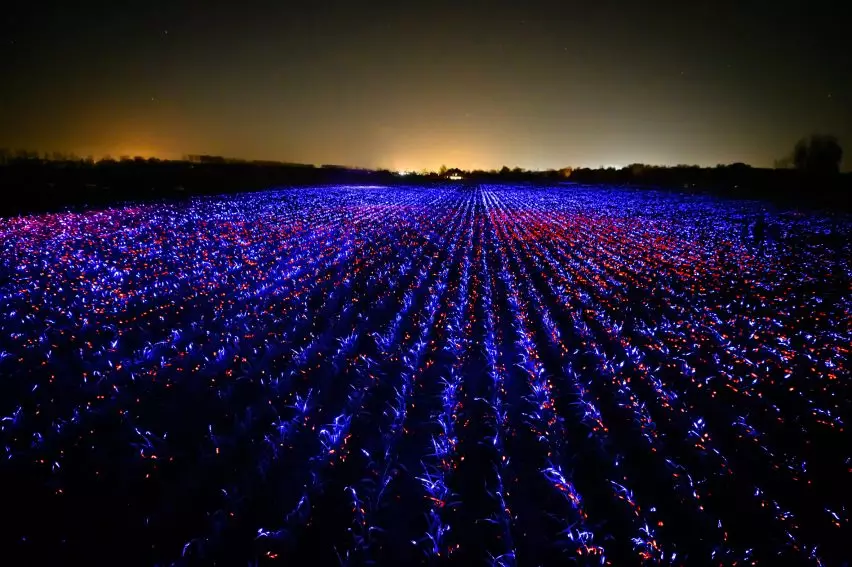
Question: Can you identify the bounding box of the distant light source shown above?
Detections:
[448,173,463,180]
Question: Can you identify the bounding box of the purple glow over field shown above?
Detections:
[0,185,850,565]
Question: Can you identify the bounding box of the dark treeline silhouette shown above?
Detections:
[566,162,850,208]
[0,136,848,216]
[0,153,416,216]
[452,135,849,208]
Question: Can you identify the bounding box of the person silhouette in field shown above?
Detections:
[752,216,767,252]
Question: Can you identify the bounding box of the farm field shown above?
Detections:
[0,184,850,565]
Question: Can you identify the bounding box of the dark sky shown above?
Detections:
[2,0,850,171]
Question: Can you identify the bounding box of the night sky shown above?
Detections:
[2,0,850,171]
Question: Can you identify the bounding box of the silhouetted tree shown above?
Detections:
[792,135,843,176]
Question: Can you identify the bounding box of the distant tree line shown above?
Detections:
[0,135,847,215]
[0,152,404,216]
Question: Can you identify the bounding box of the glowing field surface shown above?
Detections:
[1,185,850,565]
